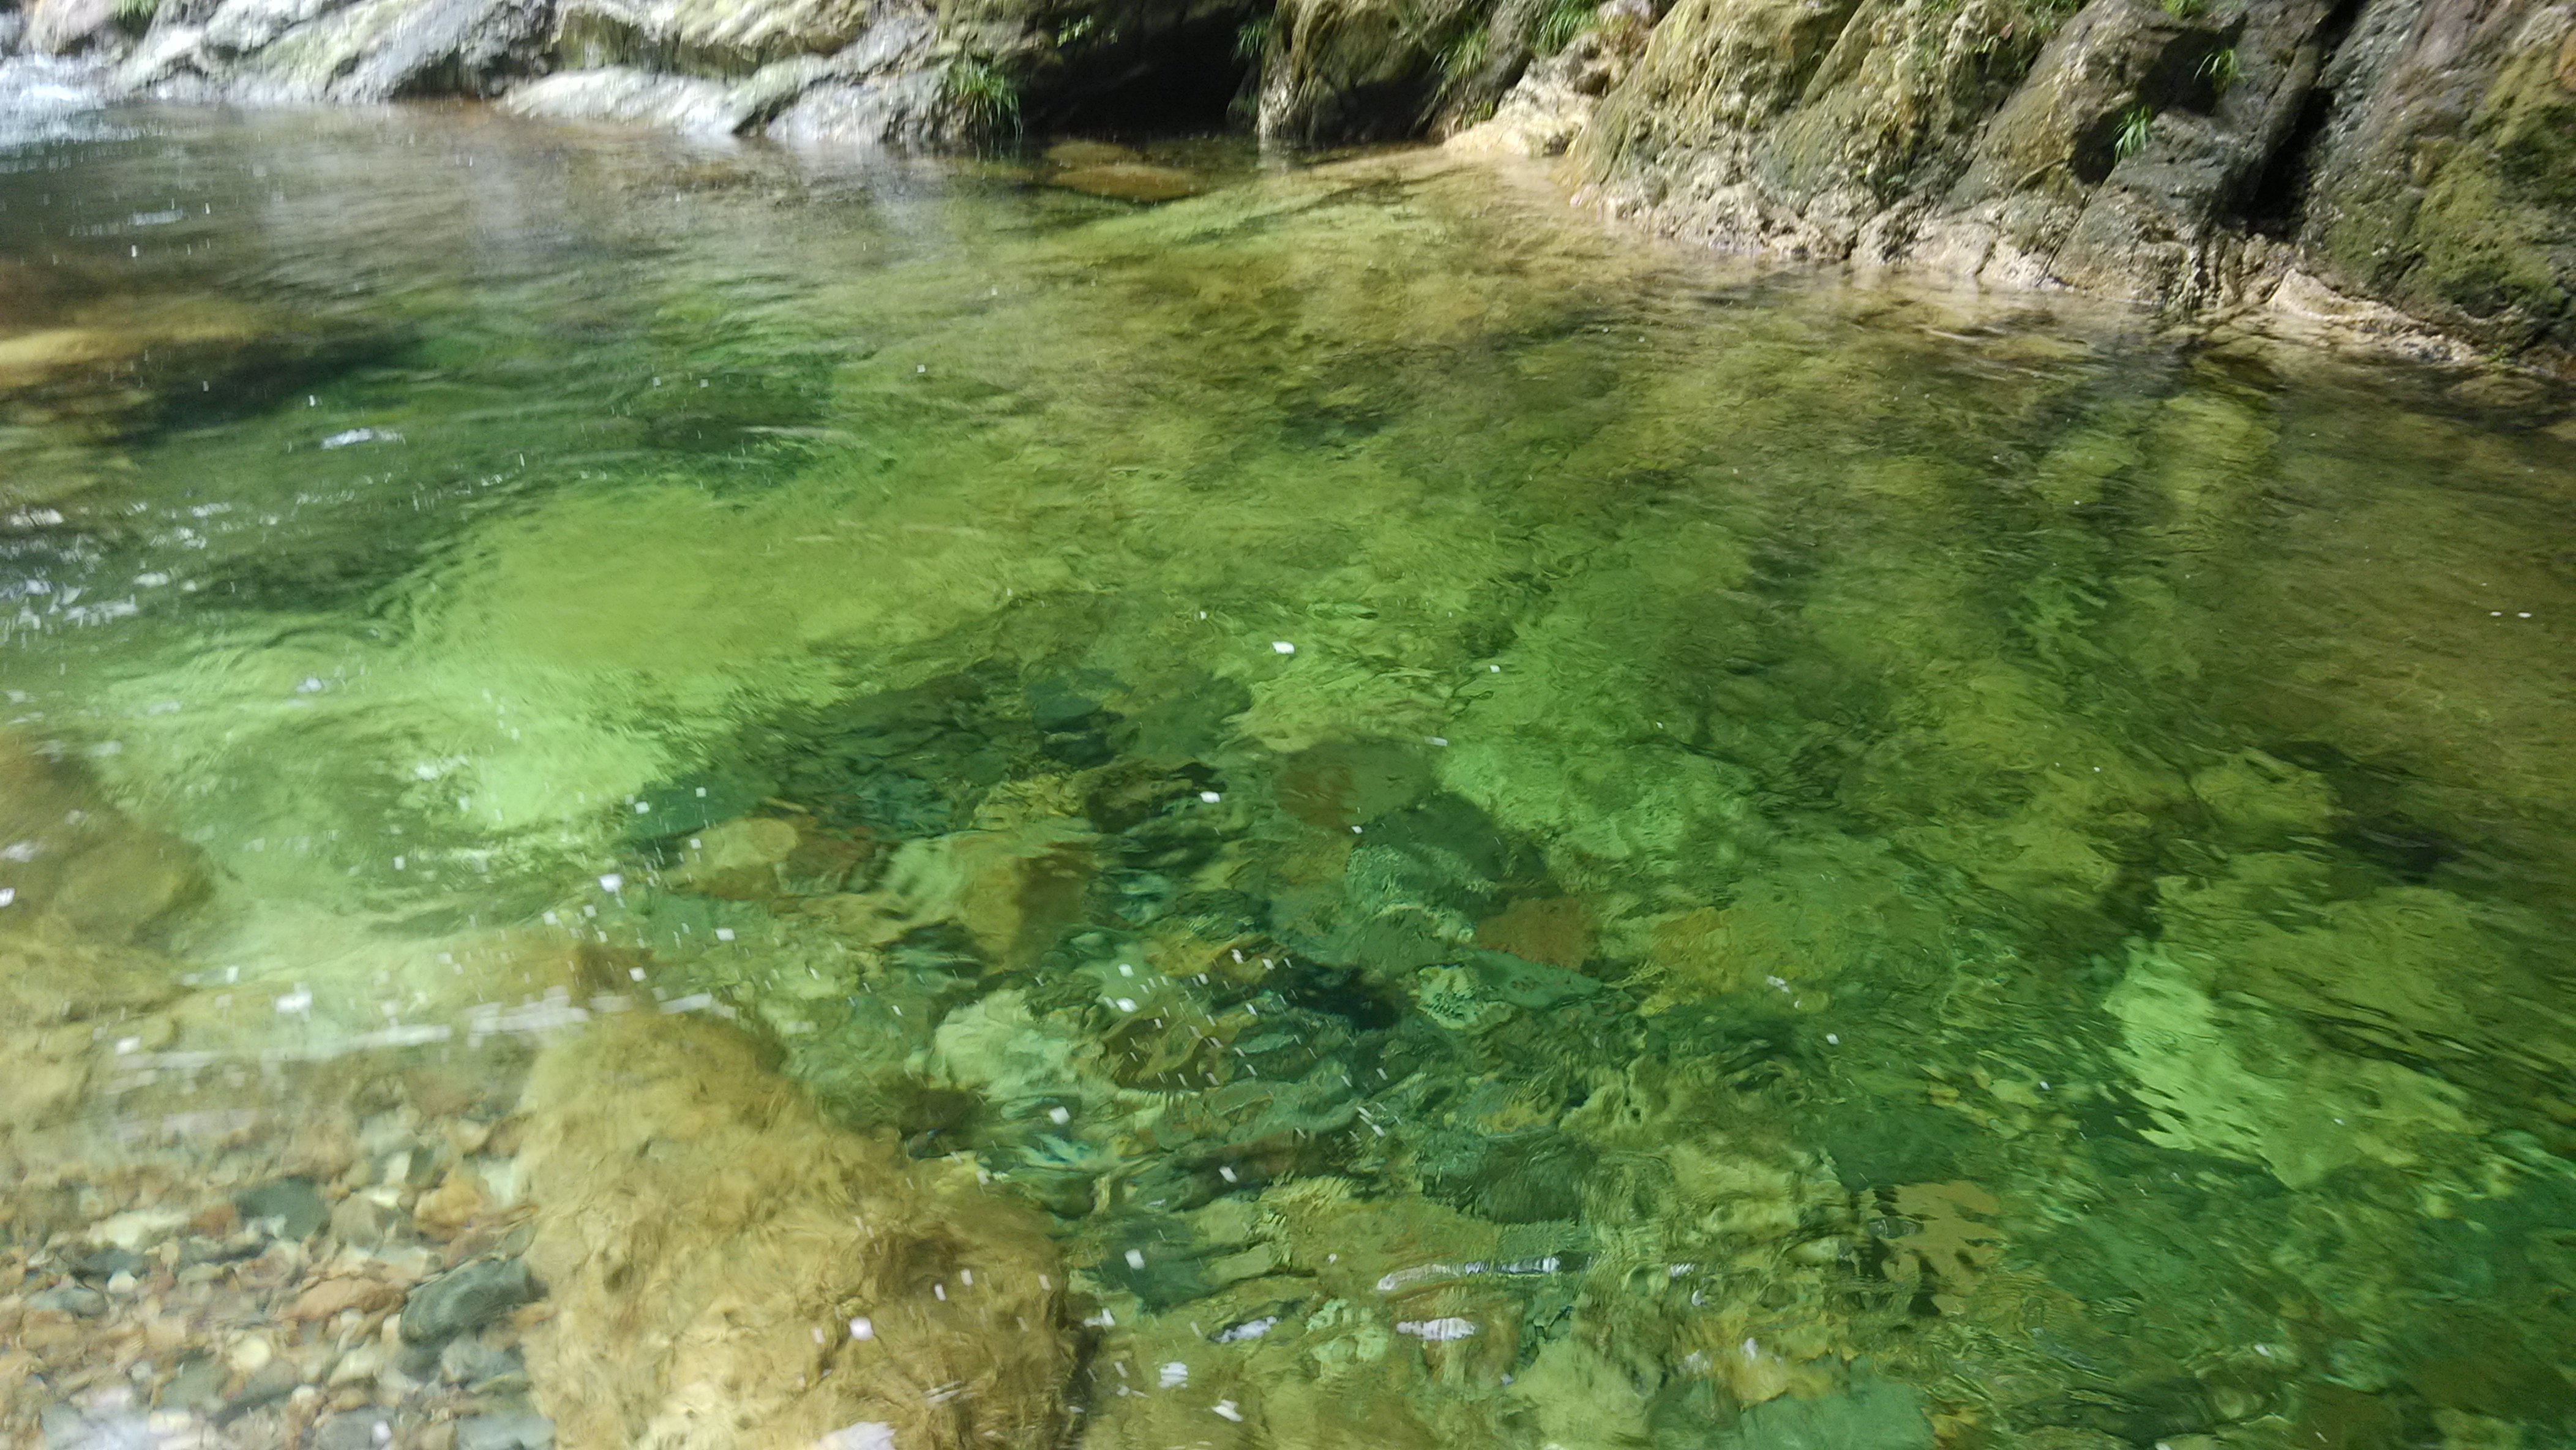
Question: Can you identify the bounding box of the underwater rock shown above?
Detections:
[400,1256,538,1345]
[866,821,1098,971]
[0,734,201,1140]
[2188,751,2337,844]
[670,814,873,901]
[1642,846,1930,1010]
[1273,740,1436,830]
[2106,941,2480,1189]
[234,1178,330,1242]
[1043,138,1140,166]
[1047,163,1206,204]
[1719,1374,1935,1449]
[670,814,805,896]
[1418,1125,1593,1222]
[1470,893,1591,971]
[517,1013,1073,1449]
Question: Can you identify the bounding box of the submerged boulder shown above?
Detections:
[0,733,203,1142]
[518,1012,1075,1448]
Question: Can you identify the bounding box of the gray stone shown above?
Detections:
[326,0,547,100]
[212,1361,299,1424]
[399,1257,537,1344]
[70,1247,146,1282]
[160,1356,228,1411]
[36,1403,88,1449]
[127,0,544,100]
[23,0,115,54]
[233,1178,328,1241]
[504,9,938,140]
[454,1411,555,1450]
[551,0,871,73]
[765,67,943,148]
[310,1411,393,1450]
[328,1193,410,1249]
[500,66,755,134]
[438,1334,525,1389]
[26,1285,108,1317]
[200,0,339,55]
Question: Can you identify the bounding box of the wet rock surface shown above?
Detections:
[1561,0,2576,362]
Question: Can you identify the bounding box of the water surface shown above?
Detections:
[4,104,2575,1450]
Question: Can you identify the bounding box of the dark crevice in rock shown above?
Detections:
[2240,0,2368,236]
[1027,4,1267,135]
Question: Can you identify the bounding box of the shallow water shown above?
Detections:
[4,104,2576,1449]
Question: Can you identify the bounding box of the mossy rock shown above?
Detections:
[2302,1,2576,354]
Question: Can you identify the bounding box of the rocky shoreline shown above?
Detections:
[2,0,2571,371]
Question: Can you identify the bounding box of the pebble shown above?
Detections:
[213,1359,300,1424]
[329,1340,389,1386]
[70,1246,147,1281]
[455,1410,556,1450]
[162,1356,227,1410]
[312,1410,395,1450]
[330,1191,410,1249]
[27,1285,109,1317]
[440,1335,525,1390]
[401,1257,537,1344]
[234,1178,330,1241]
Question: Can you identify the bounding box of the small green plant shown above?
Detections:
[1532,0,1598,54]
[1434,23,1492,91]
[1235,14,1275,59]
[2198,45,2240,91]
[1053,15,1096,46]
[2159,0,2204,16]
[111,0,161,30]
[2113,103,2155,162]
[944,58,1021,139]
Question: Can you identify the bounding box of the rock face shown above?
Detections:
[0,0,2568,356]
[1561,0,2576,359]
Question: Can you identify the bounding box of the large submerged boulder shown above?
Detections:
[517,1012,1076,1448]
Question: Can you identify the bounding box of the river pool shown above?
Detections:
[4,102,2575,1450]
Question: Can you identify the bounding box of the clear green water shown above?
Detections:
[5,107,2576,1448]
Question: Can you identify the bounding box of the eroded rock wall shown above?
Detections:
[1554,0,2574,359]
